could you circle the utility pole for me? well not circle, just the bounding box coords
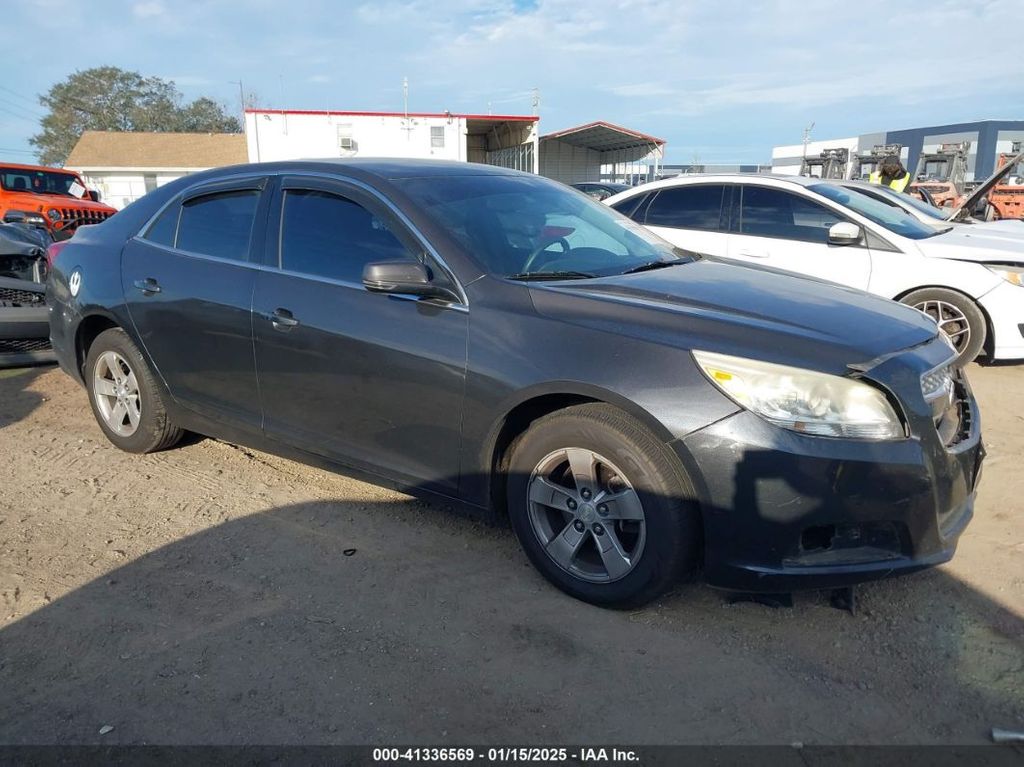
[230,80,246,121]
[802,121,815,161]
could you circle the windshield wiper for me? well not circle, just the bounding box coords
[621,259,686,275]
[507,270,597,281]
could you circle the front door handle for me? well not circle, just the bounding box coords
[132,277,161,295]
[735,249,768,259]
[270,308,300,331]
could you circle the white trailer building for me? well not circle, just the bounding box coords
[244,109,539,172]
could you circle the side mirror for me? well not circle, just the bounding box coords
[828,221,862,246]
[362,260,456,301]
[87,189,101,203]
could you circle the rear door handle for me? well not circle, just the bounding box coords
[132,277,161,294]
[270,308,300,331]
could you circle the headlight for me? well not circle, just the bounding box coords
[46,208,61,222]
[693,350,904,440]
[2,210,47,226]
[985,264,1024,286]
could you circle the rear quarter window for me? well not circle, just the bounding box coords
[609,193,650,221]
[143,204,179,247]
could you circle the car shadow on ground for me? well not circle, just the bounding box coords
[0,366,48,430]
[0,460,1021,746]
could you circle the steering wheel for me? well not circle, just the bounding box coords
[520,237,571,273]
[916,186,937,208]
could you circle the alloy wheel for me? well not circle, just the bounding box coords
[914,299,970,352]
[93,350,141,437]
[527,448,647,583]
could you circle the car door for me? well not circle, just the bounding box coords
[727,184,872,290]
[252,175,468,494]
[631,184,731,256]
[122,176,268,430]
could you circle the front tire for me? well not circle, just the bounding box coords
[900,287,987,366]
[85,327,183,453]
[506,403,701,608]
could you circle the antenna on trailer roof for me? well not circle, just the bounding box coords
[402,77,414,140]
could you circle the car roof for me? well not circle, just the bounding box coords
[602,172,835,204]
[206,157,531,182]
[0,162,78,174]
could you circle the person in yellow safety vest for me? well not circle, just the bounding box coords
[869,156,912,192]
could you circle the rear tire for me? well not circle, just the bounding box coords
[506,403,701,608]
[900,287,987,366]
[85,327,183,453]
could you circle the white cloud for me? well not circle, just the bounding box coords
[164,75,214,88]
[132,1,165,18]
[608,83,677,98]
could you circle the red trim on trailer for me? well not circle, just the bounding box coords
[246,108,538,122]
[540,120,666,146]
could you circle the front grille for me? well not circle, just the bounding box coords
[0,285,44,306]
[59,208,112,229]
[0,337,51,354]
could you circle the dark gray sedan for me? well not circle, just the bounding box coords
[47,160,981,607]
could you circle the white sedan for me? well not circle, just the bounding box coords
[606,174,1024,365]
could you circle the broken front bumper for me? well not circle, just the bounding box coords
[673,349,983,593]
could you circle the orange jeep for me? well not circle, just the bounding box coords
[0,163,116,240]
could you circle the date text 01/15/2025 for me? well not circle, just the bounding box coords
[372,747,640,762]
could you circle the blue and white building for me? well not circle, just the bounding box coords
[772,119,1024,181]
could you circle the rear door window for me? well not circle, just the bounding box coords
[644,185,726,231]
[176,190,260,261]
[740,185,844,244]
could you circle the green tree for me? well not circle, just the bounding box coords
[31,66,242,166]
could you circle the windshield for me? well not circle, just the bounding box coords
[809,183,944,239]
[0,167,85,197]
[396,173,688,278]
[847,184,949,221]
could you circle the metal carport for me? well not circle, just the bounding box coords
[538,121,665,185]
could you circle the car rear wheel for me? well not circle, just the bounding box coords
[85,327,183,453]
[900,287,986,366]
[506,403,701,608]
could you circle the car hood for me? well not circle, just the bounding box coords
[967,219,1024,237]
[528,258,939,375]
[950,146,1024,221]
[916,228,1024,264]
[3,190,114,213]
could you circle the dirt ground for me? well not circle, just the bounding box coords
[0,362,1021,745]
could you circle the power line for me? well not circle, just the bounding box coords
[0,83,40,109]
[0,105,39,125]
[0,95,42,122]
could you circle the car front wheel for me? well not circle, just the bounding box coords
[85,327,183,453]
[900,287,987,366]
[506,403,701,608]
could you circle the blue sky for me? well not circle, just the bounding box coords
[2,0,1021,165]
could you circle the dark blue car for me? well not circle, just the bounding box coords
[47,160,982,607]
